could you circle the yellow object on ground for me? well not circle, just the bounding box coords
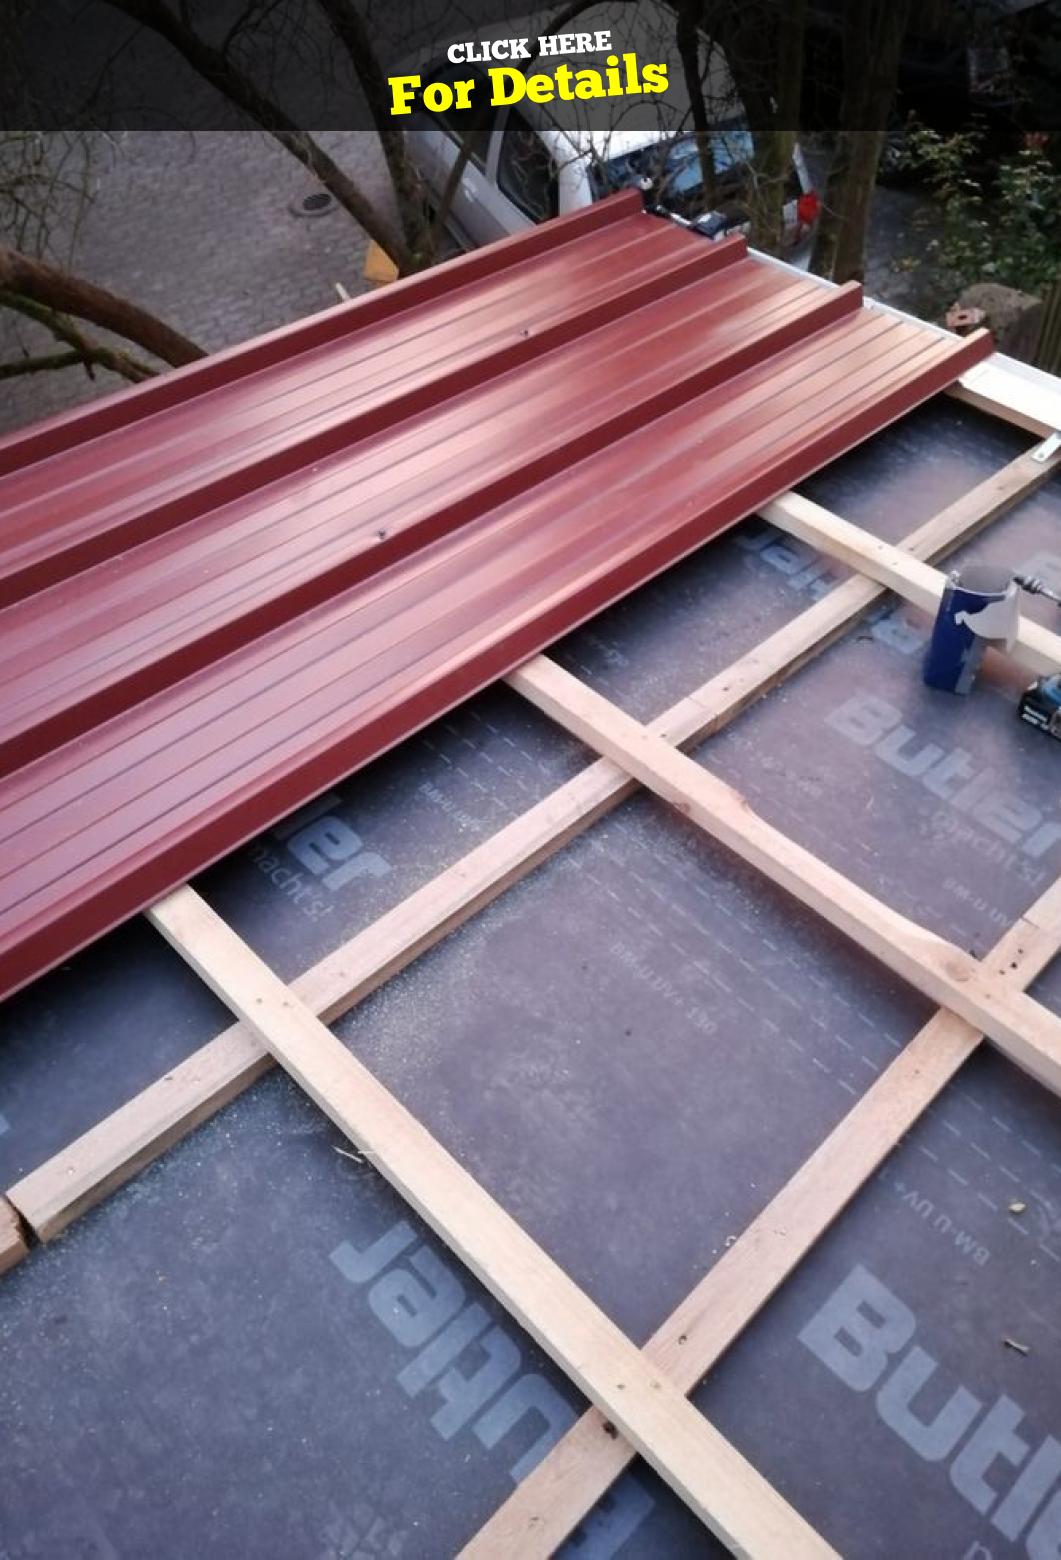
[363,241,399,285]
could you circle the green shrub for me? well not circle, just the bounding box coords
[901,124,1061,297]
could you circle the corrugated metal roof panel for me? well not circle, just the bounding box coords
[0,191,990,1000]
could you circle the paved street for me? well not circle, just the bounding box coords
[0,131,395,434]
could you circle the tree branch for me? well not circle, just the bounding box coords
[0,245,203,366]
[312,0,432,266]
[102,0,412,269]
[0,350,86,379]
[675,0,717,210]
[0,288,159,381]
[810,0,911,280]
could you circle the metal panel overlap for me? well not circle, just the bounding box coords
[0,191,990,1000]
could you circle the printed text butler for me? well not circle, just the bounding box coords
[388,31,668,115]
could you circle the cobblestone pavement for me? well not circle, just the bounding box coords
[0,131,394,435]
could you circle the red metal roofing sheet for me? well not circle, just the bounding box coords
[0,191,990,1001]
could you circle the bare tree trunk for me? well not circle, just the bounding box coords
[748,0,805,248]
[810,0,911,281]
[270,129,409,266]
[776,0,807,130]
[749,130,795,250]
[696,0,805,253]
[751,0,805,250]
[675,0,717,208]
[813,130,886,280]
[103,0,411,269]
[0,246,203,365]
[702,0,776,125]
[311,0,433,266]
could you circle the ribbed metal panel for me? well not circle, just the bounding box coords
[0,191,990,1001]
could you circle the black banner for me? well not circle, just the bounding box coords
[3,0,1059,134]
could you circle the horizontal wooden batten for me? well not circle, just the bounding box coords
[10,447,1051,1243]
[148,886,835,1560]
[465,879,1061,1554]
[0,1197,28,1276]
[509,655,1061,1097]
[3,421,1058,1558]
[762,453,1061,675]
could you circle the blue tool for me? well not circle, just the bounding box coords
[923,565,1021,695]
[924,566,1061,739]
